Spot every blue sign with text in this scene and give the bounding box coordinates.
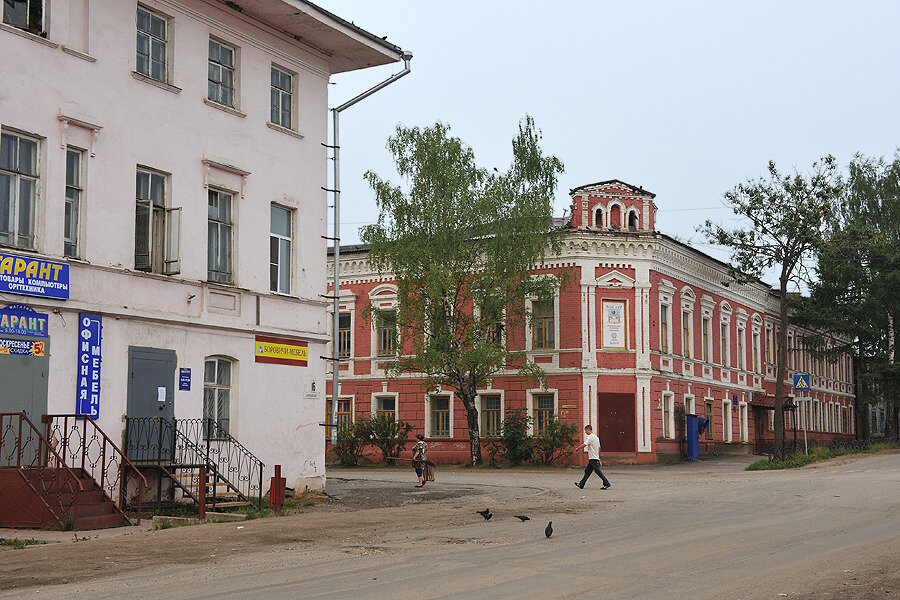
[179,368,191,391]
[0,253,69,300]
[793,374,811,391]
[0,304,48,337]
[76,314,102,418]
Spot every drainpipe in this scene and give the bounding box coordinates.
[330,52,412,442]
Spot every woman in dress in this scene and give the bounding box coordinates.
[412,433,428,487]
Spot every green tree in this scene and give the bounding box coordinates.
[793,153,900,438]
[369,414,413,465]
[700,157,842,457]
[361,117,565,465]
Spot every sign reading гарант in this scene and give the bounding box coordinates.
[0,253,69,300]
[0,304,48,337]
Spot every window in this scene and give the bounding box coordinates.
[2,0,43,33]
[627,210,638,230]
[203,357,232,437]
[64,149,83,257]
[481,394,501,438]
[485,321,504,348]
[377,310,397,357]
[135,169,180,274]
[208,39,235,107]
[136,5,168,82]
[736,327,745,370]
[704,400,714,440]
[430,395,450,437]
[739,403,748,442]
[723,401,732,442]
[207,189,232,283]
[660,304,669,354]
[270,205,291,293]
[325,397,352,432]
[720,322,728,366]
[533,394,555,436]
[0,131,37,249]
[684,395,695,416]
[752,332,760,373]
[661,393,674,439]
[681,311,691,359]
[765,328,773,364]
[375,396,395,420]
[532,300,555,350]
[701,317,710,362]
[337,312,351,359]
[270,66,293,129]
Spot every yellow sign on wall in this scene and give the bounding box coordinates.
[254,335,308,366]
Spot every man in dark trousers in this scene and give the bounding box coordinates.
[574,425,611,489]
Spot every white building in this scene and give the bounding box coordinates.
[0,0,405,493]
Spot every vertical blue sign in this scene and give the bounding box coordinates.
[76,313,102,418]
[179,368,191,391]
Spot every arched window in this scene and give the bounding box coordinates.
[609,205,621,229]
[204,357,234,438]
[627,210,638,230]
[594,207,604,228]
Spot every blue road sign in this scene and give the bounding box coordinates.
[793,374,811,391]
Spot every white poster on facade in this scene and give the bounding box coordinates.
[601,299,627,349]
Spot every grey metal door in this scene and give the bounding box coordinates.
[0,337,49,466]
[125,347,176,462]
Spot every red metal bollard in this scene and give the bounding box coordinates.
[270,464,286,511]
[198,467,207,521]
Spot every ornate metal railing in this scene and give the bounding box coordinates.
[0,412,83,527]
[44,414,146,524]
[124,417,264,510]
[175,418,264,510]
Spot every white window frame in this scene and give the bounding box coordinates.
[203,356,235,438]
[659,300,671,354]
[701,316,711,363]
[739,401,748,442]
[135,166,180,275]
[136,4,171,83]
[476,390,504,438]
[269,203,292,294]
[207,187,233,284]
[208,36,239,109]
[270,64,297,131]
[661,392,675,439]
[371,392,398,422]
[1,0,45,34]
[425,391,453,438]
[528,295,557,351]
[722,400,732,443]
[526,389,558,436]
[684,394,695,416]
[736,326,746,371]
[64,147,84,258]
[0,129,40,250]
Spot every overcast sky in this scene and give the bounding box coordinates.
[318,1,900,281]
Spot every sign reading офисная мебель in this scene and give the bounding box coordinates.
[0,253,70,300]
[76,314,102,419]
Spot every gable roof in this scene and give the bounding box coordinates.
[569,179,656,198]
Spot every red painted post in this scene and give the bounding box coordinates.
[270,464,285,511]
[198,467,206,521]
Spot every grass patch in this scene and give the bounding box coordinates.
[0,538,47,550]
[747,441,900,470]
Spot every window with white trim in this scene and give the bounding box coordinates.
[325,396,353,432]
[532,393,555,436]
[736,326,745,370]
[0,131,38,249]
[532,300,555,350]
[135,168,180,274]
[752,331,760,373]
[660,302,670,354]
[270,204,292,293]
[337,312,351,359]
[2,0,43,34]
[480,394,502,438]
[203,357,232,438]
[723,400,732,442]
[208,38,237,108]
[430,394,450,437]
[701,317,710,362]
[661,393,674,439]
[207,189,233,283]
[377,310,397,357]
[720,322,729,366]
[681,310,692,359]
[270,65,294,129]
[64,148,83,258]
[136,5,169,82]
[684,394,695,415]
[375,396,396,421]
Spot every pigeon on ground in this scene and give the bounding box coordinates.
[545,522,553,538]
[476,509,492,521]
[514,515,530,521]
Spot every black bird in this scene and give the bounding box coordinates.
[545,522,553,538]
[476,509,492,520]
[514,515,530,522]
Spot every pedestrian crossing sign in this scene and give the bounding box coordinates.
[793,374,811,390]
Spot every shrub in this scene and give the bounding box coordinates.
[369,414,413,465]
[331,419,373,467]
[494,409,533,465]
[530,417,578,465]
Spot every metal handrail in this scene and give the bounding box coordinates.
[0,412,84,527]
[44,414,147,525]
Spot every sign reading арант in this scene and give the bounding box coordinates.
[0,253,69,300]
[254,335,308,366]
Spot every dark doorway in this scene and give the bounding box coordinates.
[597,392,636,452]
[126,346,176,461]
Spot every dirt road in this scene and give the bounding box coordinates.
[1,453,897,599]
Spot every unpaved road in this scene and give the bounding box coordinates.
[1,453,897,599]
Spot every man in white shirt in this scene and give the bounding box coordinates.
[574,425,611,489]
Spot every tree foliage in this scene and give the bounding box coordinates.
[360,117,566,465]
[699,157,842,457]
[369,414,414,465]
[793,153,900,437]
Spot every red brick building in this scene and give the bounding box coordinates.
[326,180,857,463]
